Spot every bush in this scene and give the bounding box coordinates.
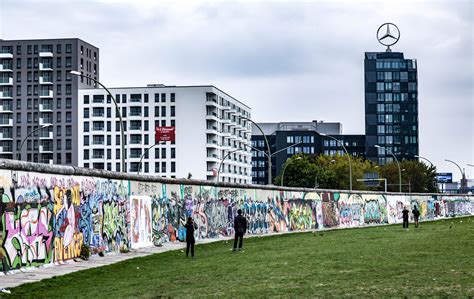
[80,245,90,260]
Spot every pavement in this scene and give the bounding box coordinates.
[0,236,235,290]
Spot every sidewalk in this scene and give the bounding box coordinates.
[0,236,233,290]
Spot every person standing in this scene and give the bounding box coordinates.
[184,217,197,258]
[402,206,409,231]
[412,205,420,228]
[233,209,247,252]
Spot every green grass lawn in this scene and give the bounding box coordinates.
[3,217,474,298]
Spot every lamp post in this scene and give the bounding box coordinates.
[375,145,401,192]
[445,159,467,193]
[415,154,439,192]
[239,116,272,185]
[281,157,302,187]
[137,142,166,175]
[70,71,126,173]
[319,133,353,192]
[217,148,241,183]
[17,124,53,161]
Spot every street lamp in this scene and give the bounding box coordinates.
[70,71,126,173]
[17,124,53,161]
[375,145,402,192]
[137,142,166,175]
[281,156,302,187]
[238,116,273,185]
[319,133,353,192]
[445,159,467,193]
[415,154,439,192]
[217,148,242,183]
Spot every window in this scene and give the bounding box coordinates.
[400,72,408,81]
[66,57,72,67]
[66,140,72,150]
[161,162,166,172]
[170,93,175,102]
[408,83,417,91]
[376,82,384,91]
[66,44,72,53]
[161,106,166,117]
[170,106,175,117]
[171,148,175,158]
[161,148,166,159]
[171,162,176,172]
[384,72,392,80]
[377,72,384,80]
[161,93,166,102]
[154,106,160,117]
[84,135,90,146]
[66,84,72,95]
[66,112,72,123]
[84,122,89,132]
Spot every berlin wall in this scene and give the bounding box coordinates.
[0,159,472,272]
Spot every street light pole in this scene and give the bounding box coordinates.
[319,133,352,192]
[281,157,302,187]
[445,159,466,193]
[217,148,241,183]
[70,71,126,173]
[137,142,166,175]
[415,154,439,193]
[375,145,401,192]
[17,124,53,161]
[239,116,272,185]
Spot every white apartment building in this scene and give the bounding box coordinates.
[78,85,252,184]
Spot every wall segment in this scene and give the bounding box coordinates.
[0,159,472,272]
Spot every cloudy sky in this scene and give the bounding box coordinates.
[1,0,473,180]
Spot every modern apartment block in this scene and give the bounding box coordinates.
[364,51,419,164]
[0,38,99,165]
[251,121,365,185]
[78,85,252,183]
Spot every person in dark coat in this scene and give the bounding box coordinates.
[233,209,247,252]
[412,205,420,228]
[184,217,197,258]
[402,206,409,231]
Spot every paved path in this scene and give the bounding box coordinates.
[0,236,235,290]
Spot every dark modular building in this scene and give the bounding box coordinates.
[364,51,419,164]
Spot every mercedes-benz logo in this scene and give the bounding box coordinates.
[377,23,400,47]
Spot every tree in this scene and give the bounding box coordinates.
[380,160,437,193]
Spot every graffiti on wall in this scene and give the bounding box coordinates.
[0,168,473,273]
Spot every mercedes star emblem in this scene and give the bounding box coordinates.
[377,23,400,50]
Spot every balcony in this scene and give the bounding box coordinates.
[39,51,53,57]
[39,103,53,112]
[39,118,53,126]
[206,154,220,162]
[0,146,13,153]
[0,91,12,99]
[0,64,12,72]
[39,63,53,71]
[206,126,218,134]
[92,126,105,132]
[39,76,53,84]
[0,77,13,85]
[0,105,13,112]
[0,119,13,126]
[129,126,142,132]
[39,145,53,153]
[92,154,105,159]
[39,90,54,98]
[39,131,54,140]
[0,53,13,59]
[0,132,13,139]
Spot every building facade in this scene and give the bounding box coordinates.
[0,38,99,165]
[78,85,252,183]
[251,121,365,185]
[364,51,419,164]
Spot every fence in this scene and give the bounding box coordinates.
[0,159,472,272]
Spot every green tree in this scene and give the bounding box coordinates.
[379,160,437,193]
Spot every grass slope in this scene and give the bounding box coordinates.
[3,217,474,298]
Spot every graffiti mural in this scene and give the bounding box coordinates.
[0,166,473,273]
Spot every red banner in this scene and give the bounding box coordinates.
[155,126,175,142]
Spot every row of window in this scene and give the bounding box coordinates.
[3,70,74,84]
[3,97,72,110]
[376,71,416,81]
[376,93,417,102]
[1,43,97,59]
[6,138,73,151]
[375,59,417,70]
[84,119,176,133]
[376,82,417,92]
[13,152,72,164]
[377,114,417,124]
[377,135,417,145]
[84,93,176,105]
[82,161,175,174]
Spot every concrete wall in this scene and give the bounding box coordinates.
[0,159,472,272]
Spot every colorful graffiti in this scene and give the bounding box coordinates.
[0,167,472,273]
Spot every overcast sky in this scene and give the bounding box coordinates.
[1,0,472,181]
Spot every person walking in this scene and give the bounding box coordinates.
[412,205,420,228]
[184,217,197,259]
[233,209,247,252]
[402,206,409,231]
